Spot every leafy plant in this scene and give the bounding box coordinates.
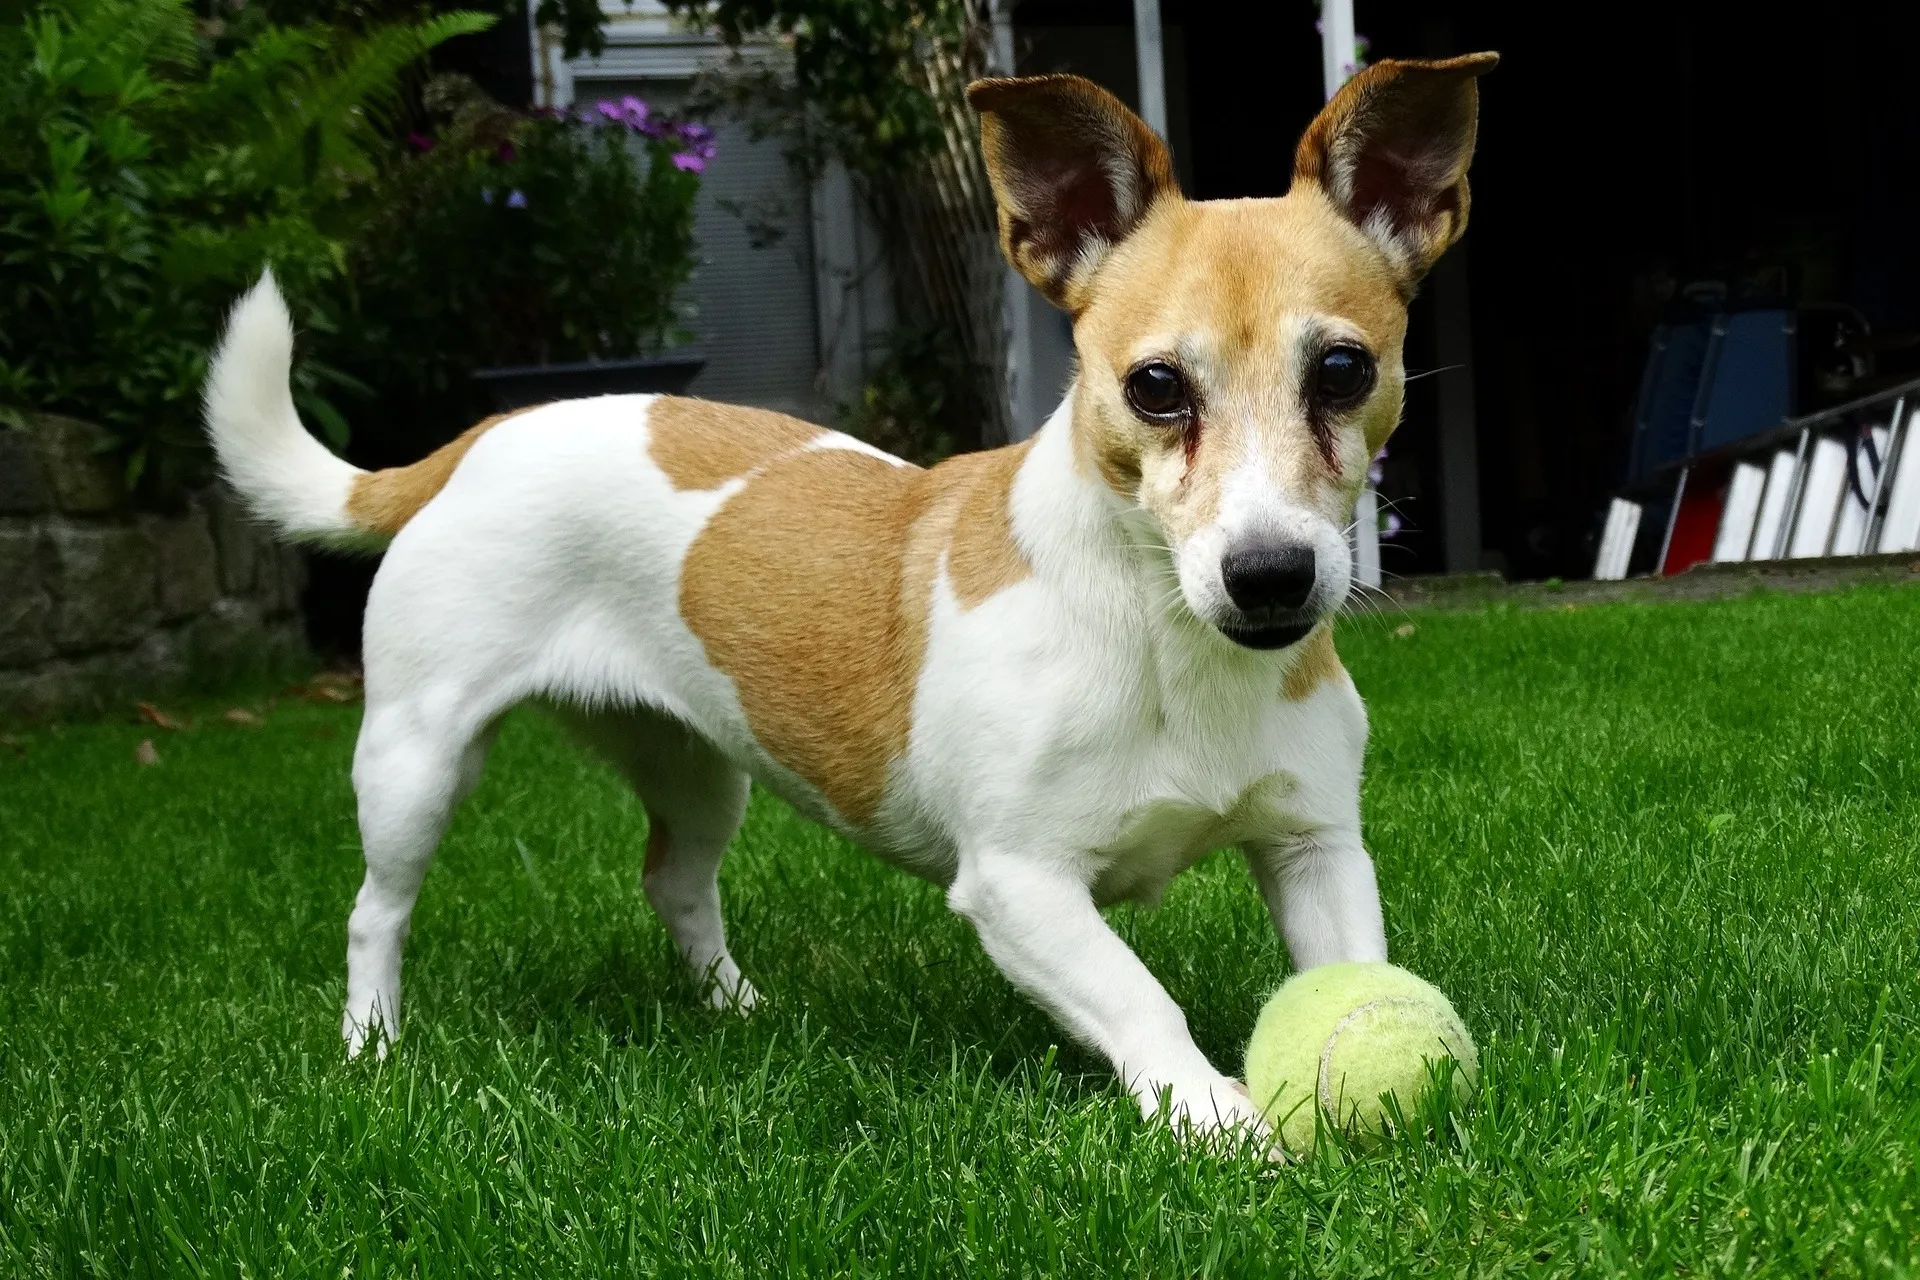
[674,0,975,183]
[0,0,492,498]
[673,0,1012,456]
[837,322,981,465]
[338,75,707,410]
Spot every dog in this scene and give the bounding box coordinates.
[204,54,1494,1140]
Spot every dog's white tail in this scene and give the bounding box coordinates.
[204,272,374,548]
[207,271,507,546]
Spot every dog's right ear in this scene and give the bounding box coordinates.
[968,75,1178,314]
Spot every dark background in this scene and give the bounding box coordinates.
[327,0,1920,660]
[1024,0,1920,580]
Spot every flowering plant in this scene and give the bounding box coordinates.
[340,76,707,426]
[588,95,717,174]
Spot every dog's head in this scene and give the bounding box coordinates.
[971,55,1495,650]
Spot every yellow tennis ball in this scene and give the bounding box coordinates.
[1244,962,1478,1154]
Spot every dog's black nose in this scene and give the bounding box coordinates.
[1221,543,1317,613]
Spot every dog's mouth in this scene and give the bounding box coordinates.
[1216,619,1317,651]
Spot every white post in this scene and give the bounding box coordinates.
[1319,0,1378,586]
[991,0,1040,440]
[1132,0,1168,138]
[1320,0,1357,100]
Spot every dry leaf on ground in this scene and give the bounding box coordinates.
[291,671,364,704]
[1394,623,1417,638]
[134,739,160,766]
[136,702,185,730]
[223,708,263,726]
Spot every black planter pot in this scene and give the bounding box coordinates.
[471,354,706,412]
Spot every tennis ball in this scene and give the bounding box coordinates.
[1244,962,1478,1153]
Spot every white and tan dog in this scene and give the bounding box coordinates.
[205,55,1493,1138]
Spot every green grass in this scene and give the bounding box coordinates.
[3,587,1919,1276]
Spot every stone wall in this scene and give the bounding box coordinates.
[0,415,308,721]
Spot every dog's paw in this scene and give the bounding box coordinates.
[1148,1076,1279,1155]
[705,973,759,1015]
[341,1009,394,1061]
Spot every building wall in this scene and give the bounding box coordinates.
[539,2,896,426]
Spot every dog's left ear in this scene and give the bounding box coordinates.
[968,74,1178,314]
[1294,52,1498,287]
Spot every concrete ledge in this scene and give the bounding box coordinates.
[1382,554,1920,613]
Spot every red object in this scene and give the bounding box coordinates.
[1661,468,1727,575]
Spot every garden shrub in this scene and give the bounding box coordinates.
[0,0,491,500]
[338,75,709,412]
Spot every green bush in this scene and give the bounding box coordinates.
[339,76,707,407]
[838,322,981,466]
[0,0,490,499]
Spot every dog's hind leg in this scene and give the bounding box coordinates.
[563,708,756,1011]
[343,691,502,1056]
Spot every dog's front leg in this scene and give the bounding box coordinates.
[947,851,1265,1138]
[1244,830,1388,971]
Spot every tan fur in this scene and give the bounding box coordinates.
[346,410,529,538]
[648,396,823,491]
[944,441,1034,607]
[680,437,1032,825]
[1282,627,1343,701]
[1070,193,1409,546]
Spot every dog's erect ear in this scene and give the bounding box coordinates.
[967,74,1178,313]
[1293,53,1497,286]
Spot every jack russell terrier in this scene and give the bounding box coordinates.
[205,53,1494,1140]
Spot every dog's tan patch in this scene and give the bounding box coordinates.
[345,409,531,538]
[943,441,1033,607]
[647,396,823,491]
[1281,626,1343,701]
[680,442,1032,826]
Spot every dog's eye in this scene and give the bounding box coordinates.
[1314,346,1375,406]
[1124,361,1190,421]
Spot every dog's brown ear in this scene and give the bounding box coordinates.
[1293,52,1497,286]
[968,74,1178,313]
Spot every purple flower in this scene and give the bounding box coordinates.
[406,131,435,152]
[593,96,651,132]
[671,152,706,173]
[1381,511,1403,540]
[505,189,527,209]
[495,142,517,164]
[480,187,494,205]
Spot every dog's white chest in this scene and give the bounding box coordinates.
[1087,771,1298,907]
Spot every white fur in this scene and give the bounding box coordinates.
[207,275,1389,1147]
[202,272,372,549]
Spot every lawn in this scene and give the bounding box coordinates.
[2,585,1918,1276]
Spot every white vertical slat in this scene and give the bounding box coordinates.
[1750,448,1801,560]
[1831,425,1890,556]
[1712,461,1768,562]
[1878,415,1920,552]
[1593,498,1642,581]
[1788,435,1849,557]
